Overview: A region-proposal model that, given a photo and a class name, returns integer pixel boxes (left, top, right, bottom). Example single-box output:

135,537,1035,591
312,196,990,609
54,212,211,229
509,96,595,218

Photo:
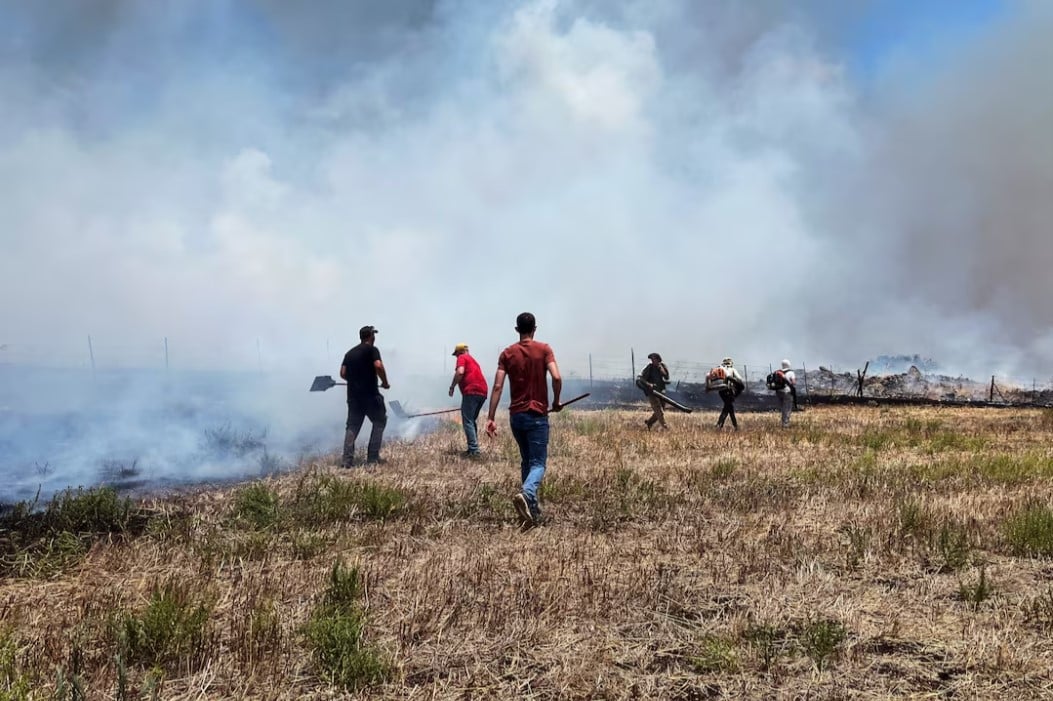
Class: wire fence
4,340,1052,407
559,352,1053,407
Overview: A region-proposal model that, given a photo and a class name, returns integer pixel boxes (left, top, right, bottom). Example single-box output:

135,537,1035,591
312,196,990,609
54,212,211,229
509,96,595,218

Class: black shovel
309,375,345,392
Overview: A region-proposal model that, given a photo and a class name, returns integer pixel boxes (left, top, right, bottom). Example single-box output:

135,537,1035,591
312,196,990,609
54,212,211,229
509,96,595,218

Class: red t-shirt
498,340,555,415
456,353,488,397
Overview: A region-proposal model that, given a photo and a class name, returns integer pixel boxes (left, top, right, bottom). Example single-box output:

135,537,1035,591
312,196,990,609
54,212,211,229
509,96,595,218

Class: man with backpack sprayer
637,352,670,430
707,357,745,430
768,360,797,427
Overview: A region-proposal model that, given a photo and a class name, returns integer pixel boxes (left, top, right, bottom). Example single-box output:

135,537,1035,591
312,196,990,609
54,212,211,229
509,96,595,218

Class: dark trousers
343,395,387,466
717,389,738,429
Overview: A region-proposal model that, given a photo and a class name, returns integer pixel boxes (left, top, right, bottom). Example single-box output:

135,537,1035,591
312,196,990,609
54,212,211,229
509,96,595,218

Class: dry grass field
5,404,1053,699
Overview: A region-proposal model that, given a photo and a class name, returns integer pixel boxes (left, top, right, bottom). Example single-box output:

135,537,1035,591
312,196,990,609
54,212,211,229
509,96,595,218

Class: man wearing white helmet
715,357,745,430
770,359,797,427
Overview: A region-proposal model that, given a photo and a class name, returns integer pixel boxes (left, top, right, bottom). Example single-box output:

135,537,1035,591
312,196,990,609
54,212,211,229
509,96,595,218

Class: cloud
0,0,1046,381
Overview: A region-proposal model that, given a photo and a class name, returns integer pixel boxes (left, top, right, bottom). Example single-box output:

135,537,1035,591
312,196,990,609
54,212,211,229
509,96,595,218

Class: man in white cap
449,343,489,456
771,359,797,427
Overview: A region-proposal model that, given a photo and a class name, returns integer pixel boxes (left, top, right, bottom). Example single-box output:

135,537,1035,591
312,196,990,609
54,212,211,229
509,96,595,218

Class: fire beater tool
310,375,345,392
634,379,693,413
557,392,591,409
389,401,460,420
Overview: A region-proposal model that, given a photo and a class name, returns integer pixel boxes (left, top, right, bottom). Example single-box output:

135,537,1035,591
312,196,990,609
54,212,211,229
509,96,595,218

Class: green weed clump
742,622,791,672
1004,504,1053,557
0,627,32,699
897,498,933,540
859,428,895,452
289,475,406,525
690,635,740,673
709,458,738,481
797,617,847,673
304,562,389,691
115,580,213,670
958,567,994,610
232,483,281,530
935,521,972,572
44,487,133,534
0,487,142,578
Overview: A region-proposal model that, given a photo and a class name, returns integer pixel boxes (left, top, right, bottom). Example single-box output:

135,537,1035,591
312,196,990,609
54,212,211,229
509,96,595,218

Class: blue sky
843,0,1008,77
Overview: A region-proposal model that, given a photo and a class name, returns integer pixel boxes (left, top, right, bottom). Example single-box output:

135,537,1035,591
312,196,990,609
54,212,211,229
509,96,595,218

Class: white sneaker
512,493,535,527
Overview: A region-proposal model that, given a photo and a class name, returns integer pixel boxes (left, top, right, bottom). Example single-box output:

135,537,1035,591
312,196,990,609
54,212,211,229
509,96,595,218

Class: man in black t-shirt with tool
340,325,390,467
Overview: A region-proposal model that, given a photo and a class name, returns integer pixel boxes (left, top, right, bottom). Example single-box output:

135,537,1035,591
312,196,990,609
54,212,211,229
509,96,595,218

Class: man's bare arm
339,365,348,381
485,368,507,435
374,359,390,389
449,366,465,397
547,360,563,411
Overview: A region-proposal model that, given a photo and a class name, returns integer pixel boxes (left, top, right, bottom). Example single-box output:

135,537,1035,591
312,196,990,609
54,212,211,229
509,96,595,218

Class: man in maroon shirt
448,343,489,456
485,312,563,527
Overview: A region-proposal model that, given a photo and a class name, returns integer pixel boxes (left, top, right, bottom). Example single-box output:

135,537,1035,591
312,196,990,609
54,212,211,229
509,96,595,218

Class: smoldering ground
0,366,436,504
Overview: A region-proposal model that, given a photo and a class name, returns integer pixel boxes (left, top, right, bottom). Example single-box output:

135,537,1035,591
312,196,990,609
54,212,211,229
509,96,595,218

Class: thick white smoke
0,0,1049,497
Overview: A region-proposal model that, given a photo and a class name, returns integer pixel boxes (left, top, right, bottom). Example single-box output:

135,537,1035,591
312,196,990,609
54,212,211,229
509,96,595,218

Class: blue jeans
461,394,486,453
510,411,549,518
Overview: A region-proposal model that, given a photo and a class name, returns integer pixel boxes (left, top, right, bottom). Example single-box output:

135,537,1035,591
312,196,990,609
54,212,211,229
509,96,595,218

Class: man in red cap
448,343,489,456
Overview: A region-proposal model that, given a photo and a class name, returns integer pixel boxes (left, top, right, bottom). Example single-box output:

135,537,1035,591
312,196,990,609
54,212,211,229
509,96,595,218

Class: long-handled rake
389,401,460,420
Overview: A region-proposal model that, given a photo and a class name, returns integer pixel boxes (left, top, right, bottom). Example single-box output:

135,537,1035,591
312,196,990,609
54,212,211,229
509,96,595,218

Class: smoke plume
0,0,1049,496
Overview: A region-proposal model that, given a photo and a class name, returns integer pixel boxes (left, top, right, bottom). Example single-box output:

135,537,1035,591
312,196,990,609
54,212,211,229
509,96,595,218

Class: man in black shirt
340,325,390,467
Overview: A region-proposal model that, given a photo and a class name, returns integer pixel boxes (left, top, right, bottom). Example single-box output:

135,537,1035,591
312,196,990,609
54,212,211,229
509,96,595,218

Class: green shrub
897,498,932,540
709,459,737,481
1005,504,1053,557
742,623,791,672
45,487,132,534
797,618,847,672
10,531,87,579
353,483,406,521
933,520,972,572
304,563,389,691
0,627,32,699
289,475,407,525
232,483,281,530
116,581,212,669
958,567,994,610
690,635,739,673
859,429,894,452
